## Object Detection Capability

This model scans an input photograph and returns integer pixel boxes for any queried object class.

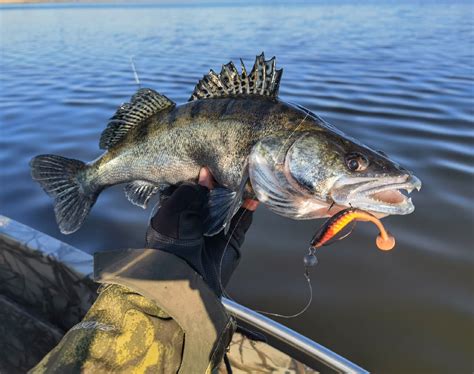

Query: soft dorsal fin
[189,53,283,101]
[100,88,175,149]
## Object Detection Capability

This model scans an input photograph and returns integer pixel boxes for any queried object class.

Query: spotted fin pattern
[30,154,98,234]
[124,180,161,209]
[100,88,175,150]
[189,53,283,101]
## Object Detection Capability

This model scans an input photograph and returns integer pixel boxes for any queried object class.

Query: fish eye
[345,153,369,172]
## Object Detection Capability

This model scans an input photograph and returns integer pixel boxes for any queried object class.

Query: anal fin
[124,181,160,209]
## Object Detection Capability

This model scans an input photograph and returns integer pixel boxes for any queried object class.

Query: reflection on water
[1,1,473,372]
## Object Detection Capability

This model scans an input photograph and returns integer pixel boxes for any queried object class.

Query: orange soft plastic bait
[310,208,396,251]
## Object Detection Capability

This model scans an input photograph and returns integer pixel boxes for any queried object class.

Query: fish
[30,53,422,235]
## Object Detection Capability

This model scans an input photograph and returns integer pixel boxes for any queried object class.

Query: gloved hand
[145,168,257,296]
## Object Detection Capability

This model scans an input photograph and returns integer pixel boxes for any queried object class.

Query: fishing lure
[310,208,396,251]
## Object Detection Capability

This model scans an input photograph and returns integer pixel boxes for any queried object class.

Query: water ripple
[1,2,473,373]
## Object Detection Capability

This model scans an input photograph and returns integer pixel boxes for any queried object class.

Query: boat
[0,214,368,373]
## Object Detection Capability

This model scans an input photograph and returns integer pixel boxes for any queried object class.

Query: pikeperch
[30,53,421,235]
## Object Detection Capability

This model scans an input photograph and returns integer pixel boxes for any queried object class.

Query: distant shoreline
[0,0,146,3]
[0,0,221,3]
[0,0,116,3]
[0,0,107,3]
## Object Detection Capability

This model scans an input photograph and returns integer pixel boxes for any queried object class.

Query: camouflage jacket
[30,248,235,374]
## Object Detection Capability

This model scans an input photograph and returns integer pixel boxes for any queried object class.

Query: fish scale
[30,53,421,235]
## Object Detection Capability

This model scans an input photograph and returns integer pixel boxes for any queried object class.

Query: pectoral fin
[204,188,237,236]
[204,165,249,236]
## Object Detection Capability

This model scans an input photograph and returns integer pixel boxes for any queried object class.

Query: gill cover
[249,136,327,219]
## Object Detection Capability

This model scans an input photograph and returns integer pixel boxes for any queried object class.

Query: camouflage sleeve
[29,284,184,374]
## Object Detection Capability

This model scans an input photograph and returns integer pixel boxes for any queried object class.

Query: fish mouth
[330,174,422,215]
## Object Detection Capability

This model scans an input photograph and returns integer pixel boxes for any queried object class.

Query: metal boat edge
[0,215,368,373]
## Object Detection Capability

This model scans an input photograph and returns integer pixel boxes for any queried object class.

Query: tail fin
[30,155,97,234]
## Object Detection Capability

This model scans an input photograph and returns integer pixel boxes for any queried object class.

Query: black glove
[145,183,253,296]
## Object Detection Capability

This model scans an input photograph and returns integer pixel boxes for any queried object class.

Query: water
[1,1,473,372]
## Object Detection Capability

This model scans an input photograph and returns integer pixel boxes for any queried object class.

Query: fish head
[249,128,421,219]
[286,131,422,216]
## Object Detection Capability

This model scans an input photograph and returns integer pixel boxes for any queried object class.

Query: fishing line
[217,208,316,319]
[130,56,141,88]
[311,214,357,247]
[254,268,314,319]
[238,108,318,318]
[275,111,309,162]
[332,221,357,242]
[217,207,248,298]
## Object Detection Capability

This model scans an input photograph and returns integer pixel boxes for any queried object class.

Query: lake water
[1,1,473,372]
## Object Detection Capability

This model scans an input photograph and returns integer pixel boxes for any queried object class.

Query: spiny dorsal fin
[189,53,283,101]
[100,88,175,149]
